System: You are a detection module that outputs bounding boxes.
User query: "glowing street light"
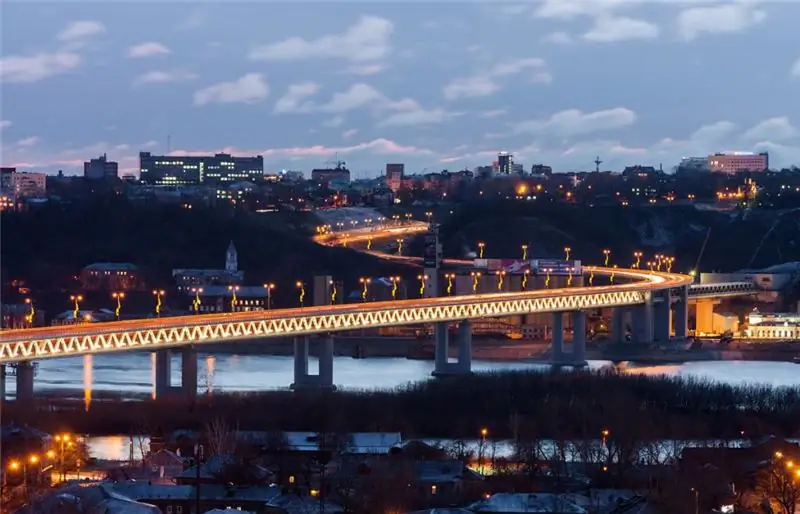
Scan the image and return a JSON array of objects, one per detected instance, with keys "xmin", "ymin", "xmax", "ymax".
[
  {"xmin": 445, "ymin": 273, "xmax": 455, "ymax": 296},
  {"xmin": 367, "ymin": 236, "xmax": 373, "ymax": 250},
  {"xmin": 24, "ymin": 297, "xmax": 35, "ymax": 326},
  {"xmin": 228, "ymin": 285, "xmax": 240, "ymax": 311},
  {"xmin": 390, "ymin": 276, "xmax": 400, "ymax": 300},
  {"xmin": 296, "ymin": 281, "xmax": 305, "ymax": 308},
  {"xmin": 496, "ymin": 270, "xmax": 506, "ymax": 291},
  {"xmin": 152, "ymin": 290, "xmax": 165, "ymax": 317},
  {"xmin": 567, "ymin": 267, "xmax": 574, "ymax": 287},
  {"xmin": 111, "ymin": 292, "xmax": 125, "ymax": 320},
  {"xmin": 522, "ymin": 269, "xmax": 530, "ymax": 290},
  {"xmin": 192, "ymin": 287, "xmax": 203, "ymax": 313},
  {"xmin": 601, "ymin": 429, "xmax": 610, "ymax": 447},
  {"xmin": 359, "ymin": 277, "xmax": 372, "ymax": 302},
  {"xmin": 610, "ymin": 264, "xmax": 618, "ymax": 283},
  {"xmin": 396, "ymin": 238, "xmax": 404, "ymax": 256},
  {"xmin": 647, "ymin": 261, "xmax": 655, "ymax": 273},
  {"xmin": 665, "ymin": 256, "xmax": 675, "ymax": 273},
  {"xmin": 478, "ymin": 241, "xmax": 485, "ymax": 259},
  {"xmin": 471, "ymin": 271, "xmax": 482, "ymax": 293},
  {"xmin": 564, "ymin": 246, "xmax": 572, "ymax": 261},
  {"xmin": 329, "ymin": 280, "xmax": 337, "ymax": 304},
  {"xmin": 633, "ymin": 251, "xmax": 643, "ymax": 269},
  {"xmin": 417, "ymin": 274, "xmax": 428, "ymax": 297},
  {"xmin": 521, "ymin": 244, "xmax": 528, "ymax": 261},
  {"xmin": 425, "ymin": 211, "xmax": 433, "ymax": 224},
  {"xmin": 70, "ymin": 294, "xmax": 83, "ymax": 321},
  {"xmin": 589, "ymin": 268, "xmax": 595, "ymax": 286},
  {"xmin": 655, "ymin": 254, "xmax": 664, "ymax": 271},
  {"xmin": 544, "ymin": 268, "xmax": 552, "ymax": 288},
  {"xmin": 263, "ymin": 283, "xmax": 275, "ymax": 310},
  {"xmin": 603, "ymin": 249, "xmax": 611, "ymax": 267}
]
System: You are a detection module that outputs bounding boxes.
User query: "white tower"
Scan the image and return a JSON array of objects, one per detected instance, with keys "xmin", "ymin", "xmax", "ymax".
[{"xmin": 225, "ymin": 241, "xmax": 238, "ymax": 273}]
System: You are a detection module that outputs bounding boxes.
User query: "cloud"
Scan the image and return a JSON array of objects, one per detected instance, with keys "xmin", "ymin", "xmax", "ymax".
[
  {"xmin": 583, "ymin": 15, "xmax": 660, "ymax": 42},
  {"xmin": 16, "ymin": 136, "xmax": 40, "ymax": 147},
  {"xmin": 0, "ymin": 120, "xmax": 11, "ymax": 130},
  {"xmin": 193, "ymin": 73, "xmax": 269, "ymax": 106},
  {"xmin": 248, "ymin": 16, "xmax": 393, "ymax": 63},
  {"xmin": 481, "ymin": 109, "xmax": 507, "ymax": 118},
  {"xmin": 443, "ymin": 57, "xmax": 550, "ymax": 101},
  {"xmin": 273, "ymin": 82, "xmax": 321, "ymax": 114},
  {"xmin": 742, "ymin": 117, "xmax": 798, "ymax": 142},
  {"xmin": 677, "ymin": 2, "xmax": 766, "ymax": 40},
  {"xmin": 128, "ymin": 42, "xmax": 171, "ymax": 58},
  {"xmin": 514, "ymin": 107, "xmax": 638, "ymax": 137},
  {"xmin": 534, "ymin": 0, "xmax": 636, "ymax": 20},
  {"xmin": 133, "ymin": 70, "xmax": 198, "ymax": 86},
  {"xmin": 323, "ymin": 116, "xmax": 346, "ymax": 128},
  {"xmin": 57, "ymin": 20, "xmax": 106, "ymax": 42},
  {"xmin": 543, "ymin": 32, "xmax": 573, "ymax": 44},
  {"xmin": 343, "ymin": 64, "xmax": 386, "ymax": 76},
  {"xmin": 379, "ymin": 105, "xmax": 459, "ymax": 128},
  {"xmin": 0, "ymin": 52, "xmax": 81, "ymax": 84},
  {"xmin": 342, "ymin": 129, "xmax": 358, "ymax": 139},
  {"xmin": 791, "ymin": 57, "xmax": 800, "ymax": 78}
]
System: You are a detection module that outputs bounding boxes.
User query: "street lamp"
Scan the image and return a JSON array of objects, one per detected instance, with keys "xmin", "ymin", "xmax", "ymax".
[
  {"xmin": 471, "ymin": 271, "xmax": 482, "ymax": 293},
  {"xmin": 262, "ymin": 283, "xmax": 275, "ymax": 310},
  {"xmin": 588, "ymin": 268, "xmax": 595, "ymax": 286},
  {"xmin": 544, "ymin": 268, "xmax": 552, "ymax": 288},
  {"xmin": 192, "ymin": 287, "xmax": 204, "ymax": 313},
  {"xmin": 228, "ymin": 285, "xmax": 240, "ymax": 312},
  {"xmin": 390, "ymin": 276, "xmax": 400, "ymax": 300},
  {"xmin": 328, "ymin": 280, "xmax": 337, "ymax": 304},
  {"xmin": 521, "ymin": 244, "xmax": 528, "ymax": 261},
  {"xmin": 603, "ymin": 248, "xmax": 611, "ymax": 267},
  {"xmin": 396, "ymin": 238, "xmax": 404, "ymax": 256},
  {"xmin": 633, "ymin": 251, "xmax": 643, "ymax": 269},
  {"xmin": 111, "ymin": 292, "xmax": 125, "ymax": 320},
  {"xmin": 610, "ymin": 264, "xmax": 618, "ymax": 283},
  {"xmin": 367, "ymin": 236, "xmax": 372, "ymax": 250},
  {"xmin": 477, "ymin": 241, "xmax": 485, "ymax": 259},
  {"xmin": 496, "ymin": 270, "xmax": 506, "ymax": 291},
  {"xmin": 690, "ymin": 487, "xmax": 699, "ymax": 514},
  {"xmin": 69, "ymin": 294, "xmax": 83, "ymax": 321},
  {"xmin": 564, "ymin": 246, "xmax": 571, "ymax": 261},
  {"xmin": 417, "ymin": 274, "xmax": 428, "ymax": 297},
  {"xmin": 24, "ymin": 298, "xmax": 35, "ymax": 326},
  {"xmin": 359, "ymin": 277, "xmax": 371, "ymax": 302},
  {"xmin": 567, "ymin": 267, "xmax": 574, "ymax": 287},
  {"xmin": 296, "ymin": 281, "xmax": 305, "ymax": 308},
  {"xmin": 445, "ymin": 273, "xmax": 455, "ymax": 296},
  {"xmin": 425, "ymin": 211, "xmax": 433, "ymax": 224},
  {"xmin": 152, "ymin": 290, "xmax": 165, "ymax": 317},
  {"xmin": 522, "ymin": 269, "xmax": 530, "ymax": 290},
  {"xmin": 665, "ymin": 256, "xmax": 675, "ymax": 273}
]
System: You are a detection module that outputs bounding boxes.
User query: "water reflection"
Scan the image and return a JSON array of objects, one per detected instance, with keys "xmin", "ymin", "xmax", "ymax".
[{"xmin": 83, "ymin": 354, "xmax": 93, "ymax": 411}]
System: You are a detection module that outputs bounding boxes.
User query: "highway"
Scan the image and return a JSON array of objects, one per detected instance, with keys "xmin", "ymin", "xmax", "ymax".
[{"xmin": 0, "ymin": 222, "xmax": 694, "ymax": 362}]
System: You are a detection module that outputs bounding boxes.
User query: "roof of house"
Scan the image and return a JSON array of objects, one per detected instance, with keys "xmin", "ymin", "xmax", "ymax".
[
  {"xmin": 111, "ymin": 482, "xmax": 280, "ymax": 503},
  {"xmin": 267, "ymin": 493, "xmax": 344, "ymax": 514},
  {"xmin": 84, "ymin": 262, "xmax": 139, "ymax": 271},
  {"xmin": 469, "ymin": 493, "xmax": 587, "ymax": 513}
]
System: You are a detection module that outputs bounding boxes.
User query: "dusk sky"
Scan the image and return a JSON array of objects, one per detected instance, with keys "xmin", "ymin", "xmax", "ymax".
[{"xmin": 1, "ymin": 0, "xmax": 799, "ymax": 177}]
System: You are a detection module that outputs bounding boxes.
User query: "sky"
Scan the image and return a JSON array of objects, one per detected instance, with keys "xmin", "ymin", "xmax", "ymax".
[{"xmin": 1, "ymin": 0, "xmax": 799, "ymax": 178}]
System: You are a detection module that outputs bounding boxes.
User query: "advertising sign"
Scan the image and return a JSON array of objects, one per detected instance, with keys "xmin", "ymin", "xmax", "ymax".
[
  {"xmin": 422, "ymin": 231, "xmax": 440, "ymax": 269},
  {"xmin": 488, "ymin": 259, "xmax": 532, "ymax": 274},
  {"xmin": 532, "ymin": 259, "xmax": 582, "ymax": 276}
]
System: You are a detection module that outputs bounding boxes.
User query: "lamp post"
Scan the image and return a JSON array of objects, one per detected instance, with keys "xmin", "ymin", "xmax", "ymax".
[
  {"xmin": 396, "ymin": 238, "xmax": 404, "ymax": 256},
  {"xmin": 633, "ymin": 251, "xmax": 643, "ymax": 269},
  {"xmin": 690, "ymin": 487, "xmax": 698, "ymax": 514},
  {"xmin": 445, "ymin": 273, "xmax": 455, "ymax": 296},
  {"xmin": 296, "ymin": 281, "xmax": 305, "ymax": 308},
  {"xmin": 228, "ymin": 285, "xmax": 240, "ymax": 312},
  {"xmin": 567, "ymin": 267, "xmax": 574, "ymax": 287},
  {"xmin": 359, "ymin": 277, "xmax": 371, "ymax": 302},
  {"xmin": 263, "ymin": 283, "xmax": 275, "ymax": 310},
  {"xmin": 192, "ymin": 287, "xmax": 204, "ymax": 313},
  {"xmin": 477, "ymin": 241, "xmax": 485, "ymax": 259},
  {"xmin": 471, "ymin": 271, "xmax": 482, "ymax": 293},
  {"xmin": 521, "ymin": 244, "xmax": 528, "ymax": 261},
  {"xmin": 522, "ymin": 269, "xmax": 530, "ymax": 290},
  {"xmin": 390, "ymin": 276, "xmax": 400, "ymax": 300},
  {"xmin": 111, "ymin": 292, "xmax": 125, "ymax": 320},
  {"xmin": 610, "ymin": 264, "xmax": 618, "ymax": 283},
  {"xmin": 329, "ymin": 280, "xmax": 337, "ymax": 304},
  {"xmin": 152, "ymin": 290, "xmax": 165, "ymax": 317},
  {"xmin": 544, "ymin": 268, "xmax": 552, "ymax": 288},
  {"xmin": 496, "ymin": 270, "xmax": 506, "ymax": 291},
  {"xmin": 69, "ymin": 294, "xmax": 83, "ymax": 322},
  {"xmin": 603, "ymin": 248, "xmax": 611, "ymax": 267},
  {"xmin": 55, "ymin": 433, "xmax": 72, "ymax": 482},
  {"xmin": 417, "ymin": 274, "xmax": 428, "ymax": 298},
  {"xmin": 478, "ymin": 428, "xmax": 489, "ymax": 475},
  {"xmin": 564, "ymin": 246, "xmax": 571, "ymax": 261},
  {"xmin": 425, "ymin": 211, "xmax": 433, "ymax": 224}
]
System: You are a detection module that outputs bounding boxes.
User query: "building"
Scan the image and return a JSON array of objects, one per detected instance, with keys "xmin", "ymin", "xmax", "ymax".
[
  {"xmin": 173, "ymin": 241, "xmax": 244, "ymax": 292},
  {"xmin": 84, "ymin": 153, "xmax": 119, "ymax": 180},
  {"xmin": 677, "ymin": 156, "xmax": 709, "ymax": 173},
  {"xmin": 744, "ymin": 310, "xmax": 800, "ymax": 340},
  {"xmin": 1, "ymin": 170, "xmax": 47, "ymax": 198},
  {"xmin": 497, "ymin": 152, "xmax": 513, "ymax": 175},
  {"xmin": 530, "ymin": 164, "xmax": 553, "ymax": 177},
  {"xmin": 311, "ymin": 162, "xmax": 351, "ymax": 187},
  {"xmin": 139, "ymin": 152, "xmax": 264, "ymax": 185},
  {"xmin": 80, "ymin": 263, "xmax": 144, "ymax": 291},
  {"xmin": 386, "ymin": 163, "xmax": 407, "ymax": 192},
  {"xmin": 708, "ymin": 152, "xmax": 768, "ymax": 173}
]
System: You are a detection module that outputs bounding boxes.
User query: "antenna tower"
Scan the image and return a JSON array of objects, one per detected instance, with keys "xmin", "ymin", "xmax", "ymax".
[{"xmin": 594, "ymin": 156, "xmax": 602, "ymax": 173}]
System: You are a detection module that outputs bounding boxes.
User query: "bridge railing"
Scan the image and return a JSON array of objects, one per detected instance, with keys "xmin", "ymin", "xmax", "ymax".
[{"xmin": 688, "ymin": 281, "xmax": 757, "ymax": 297}]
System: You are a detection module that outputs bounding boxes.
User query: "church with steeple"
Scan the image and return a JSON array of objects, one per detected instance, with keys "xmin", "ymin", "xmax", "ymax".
[{"xmin": 172, "ymin": 240, "xmax": 245, "ymax": 292}]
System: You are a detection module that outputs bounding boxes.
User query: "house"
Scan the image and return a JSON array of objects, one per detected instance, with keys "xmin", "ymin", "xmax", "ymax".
[
  {"xmin": 176, "ymin": 455, "xmax": 274, "ymax": 486},
  {"xmin": 469, "ymin": 493, "xmax": 587, "ymax": 513},
  {"xmin": 267, "ymin": 492, "xmax": 344, "ymax": 514},
  {"xmin": 110, "ymin": 482, "xmax": 282, "ymax": 514},
  {"xmin": 147, "ymin": 449, "xmax": 185, "ymax": 481}
]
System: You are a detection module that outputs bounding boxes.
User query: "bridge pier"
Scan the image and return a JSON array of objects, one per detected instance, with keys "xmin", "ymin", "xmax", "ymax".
[
  {"xmin": 631, "ymin": 299, "xmax": 653, "ymax": 344},
  {"xmin": 551, "ymin": 313, "xmax": 564, "ymax": 362},
  {"xmin": 0, "ymin": 364, "xmax": 5, "ymax": 403},
  {"xmin": 15, "ymin": 361, "xmax": 35, "ymax": 402},
  {"xmin": 695, "ymin": 299, "xmax": 718, "ymax": 335},
  {"xmin": 291, "ymin": 336, "xmax": 335, "ymax": 390},
  {"xmin": 571, "ymin": 311, "xmax": 587, "ymax": 366},
  {"xmin": 653, "ymin": 291, "xmax": 671, "ymax": 344},
  {"xmin": 610, "ymin": 308, "xmax": 627, "ymax": 343},
  {"xmin": 674, "ymin": 286, "xmax": 689, "ymax": 339},
  {"xmin": 432, "ymin": 320, "xmax": 472, "ymax": 376},
  {"xmin": 154, "ymin": 348, "xmax": 198, "ymax": 400}
]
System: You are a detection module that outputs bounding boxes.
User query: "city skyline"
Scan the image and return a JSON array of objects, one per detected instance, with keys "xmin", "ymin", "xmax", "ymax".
[{"xmin": 1, "ymin": 1, "xmax": 800, "ymax": 177}]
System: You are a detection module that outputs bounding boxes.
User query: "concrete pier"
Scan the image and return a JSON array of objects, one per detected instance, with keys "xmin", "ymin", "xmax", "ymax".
[
  {"xmin": 16, "ymin": 361, "xmax": 35, "ymax": 402},
  {"xmin": 432, "ymin": 320, "xmax": 472, "ymax": 376},
  {"xmin": 291, "ymin": 335, "xmax": 335, "ymax": 390}
]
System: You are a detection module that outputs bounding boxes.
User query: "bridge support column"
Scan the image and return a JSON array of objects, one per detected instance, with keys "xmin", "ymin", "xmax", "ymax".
[
  {"xmin": 610, "ymin": 308, "xmax": 626, "ymax": 343},
  {"xmin": 695, "ymin": 300, "xmax": 716, "ymax": 335},
  {"xmin": 571, "ymin": 311, "xmax": 587, "ymax": 366},
  {"xmin": 674, "ymin": 286, "xmax": 689, "ymax": 339},
  {"xmin": 0, "ymin": 364, "xmax": 5, "ymax": 403},
  {"xmin": 154, "ymin": 350, "xmax": 173, "ymax": 399},
  {"xmin": 181, "ymin": 347, "xmax": 198, "ymax": 401},
  {"xmin": 631, "ymin": 300, "xmax": 653, "ymax": 344},
  {"xmin": 653, "ymin": 291, "xmax": 671, "ymax": 344},
  {"xmin": 16, "ymin": 361, "xmax": 35, "ymax": 402},
  {"xmin": 432, "ymin": 321, "xmax": 472, "ymax": 376},
  {"xmin": 292, "ymin": 336, "xmax": 335, "ymax": 390},
  {"xmin": 551, "ymin": 313, "xmax": 564, "ymax": 363}
]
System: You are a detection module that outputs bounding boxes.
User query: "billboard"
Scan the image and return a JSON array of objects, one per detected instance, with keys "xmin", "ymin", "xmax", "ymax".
[
  {"xmin": 531, "ymin": 259, "xmax": 582, "ymax": 276},
  {"xmin": 473, "ymin": 259, "xmax": 532, "ymax": 274},
  {"xmin": 422, "ymin": 230, "xmax": 440, "ymax": 269}
]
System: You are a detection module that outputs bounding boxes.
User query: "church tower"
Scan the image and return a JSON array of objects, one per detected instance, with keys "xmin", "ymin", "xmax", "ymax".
[{"xmin": 225, "ymin": 241, "xmax": 238, "ymax": 273}]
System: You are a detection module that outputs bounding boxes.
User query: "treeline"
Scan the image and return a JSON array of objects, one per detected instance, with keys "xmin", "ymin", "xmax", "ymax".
[{"xmin": 9, "ymin": 369, "xmax": 800, "ymax": 440}]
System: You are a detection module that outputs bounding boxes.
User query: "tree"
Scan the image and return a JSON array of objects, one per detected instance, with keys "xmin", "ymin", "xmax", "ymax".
[
  {"xmin": 205, "ymin": 417, "xmax": 236, "ymax": 457},
  {"xmin": 755, "ymin": 459, "xmax": 800, "ymax": 514}
]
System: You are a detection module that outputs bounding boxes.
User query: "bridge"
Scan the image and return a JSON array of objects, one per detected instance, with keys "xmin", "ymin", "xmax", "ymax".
[{"xmin": 0, "ymin": 224, "xmax": 758, "ymax": 402}]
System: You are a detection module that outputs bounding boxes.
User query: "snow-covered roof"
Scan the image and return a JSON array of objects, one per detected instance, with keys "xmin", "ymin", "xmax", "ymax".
[
  {"xmin": 470, "ymin": 493, "xmax": 587, "ymax": 513},
  {"xmin": 738, "ymin": 261, "xmax": 800, "ymax": 274},
  {"xmin": 268, "ymin": 493, "xmax": 343, "ymax": 514}
]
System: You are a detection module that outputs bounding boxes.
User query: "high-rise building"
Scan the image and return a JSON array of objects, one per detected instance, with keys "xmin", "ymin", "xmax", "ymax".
[
  {"xmin": 386, "ymin": 163, "xmax": 405, "ymax": 192},
  {"xmin": 84, "ymin": 154, "xmax": 119, "ymax": 180},
  {"xmin": 139, "ymin": 152, "xmax": 264, "ymax": 185},
  {"xmin": 497, "ymin": 152, "xmax": 513, "ymax": 174},
  {"xmin": 6, "ymin": 171, "xmax": 47, "ymax": 198},
  {"xmin": 707, "ymin": 152, "xmax": 768, "ymax": 173}
]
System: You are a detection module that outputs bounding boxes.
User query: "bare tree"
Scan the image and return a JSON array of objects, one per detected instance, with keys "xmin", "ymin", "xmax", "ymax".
[
  {"xmin": 755, "ymin": 460, "xmax": 800, "ymax": 514},
  {"xmin": 205, "ymin": 417, "xmax": 236, "ymax": 457}
]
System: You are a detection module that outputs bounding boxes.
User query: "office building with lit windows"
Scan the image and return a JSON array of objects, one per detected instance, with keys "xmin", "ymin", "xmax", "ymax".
[
  {"xmin": 497, "ymin": 152, "xmax": 514, "ymax": 175},
  {"xmin": 139, "ymin": 152, "xmax": 264, "ymax": 185},
  {"xmin": 707, "ymin": 152, "xmax": 768, "ymax": 173}
]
